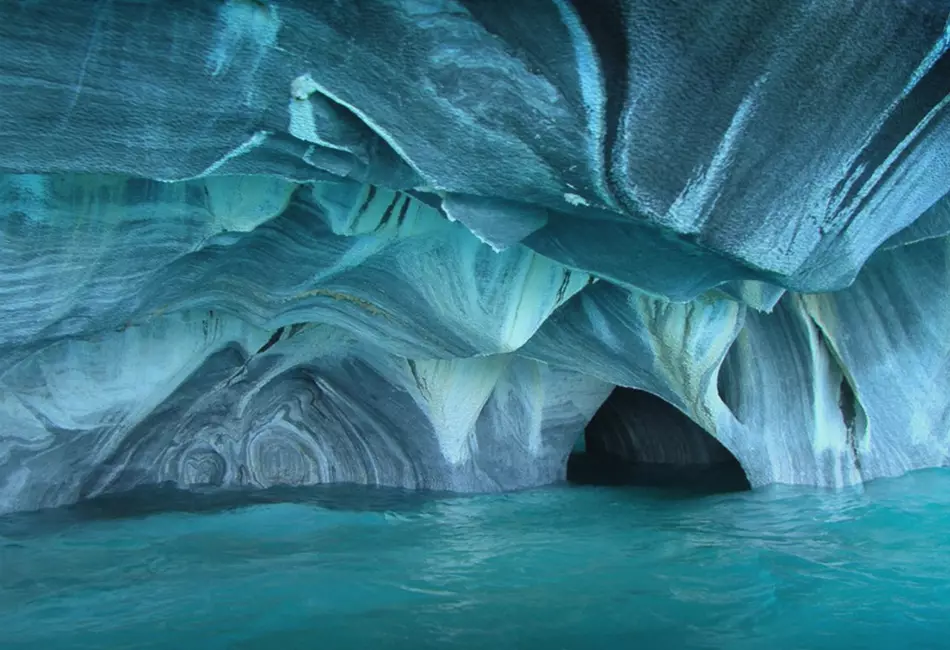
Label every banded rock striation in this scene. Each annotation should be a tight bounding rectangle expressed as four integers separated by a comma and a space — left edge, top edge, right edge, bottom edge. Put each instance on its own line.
0, 0, 948, 513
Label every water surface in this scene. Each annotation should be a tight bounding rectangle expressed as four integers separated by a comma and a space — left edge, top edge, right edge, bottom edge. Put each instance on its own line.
2, 470, 949, 649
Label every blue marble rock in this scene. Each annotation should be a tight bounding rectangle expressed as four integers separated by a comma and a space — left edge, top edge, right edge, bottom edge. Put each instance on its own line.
0, 1, 947, 512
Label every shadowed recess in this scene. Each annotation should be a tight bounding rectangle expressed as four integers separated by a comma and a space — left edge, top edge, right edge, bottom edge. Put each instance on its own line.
567, 387, 751, 493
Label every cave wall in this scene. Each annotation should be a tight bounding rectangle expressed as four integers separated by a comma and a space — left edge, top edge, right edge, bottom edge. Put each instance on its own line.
0, 1, 948, 512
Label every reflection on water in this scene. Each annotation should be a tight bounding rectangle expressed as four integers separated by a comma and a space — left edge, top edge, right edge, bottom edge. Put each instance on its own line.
2, 470, 950, 649
0, 482, 449, 538
565, 451, 751, 493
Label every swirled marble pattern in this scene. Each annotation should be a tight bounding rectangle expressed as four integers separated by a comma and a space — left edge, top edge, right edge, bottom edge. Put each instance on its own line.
520, 272, 950, 489
0, 2, 949, 511
803, 237, 950, 480
2, 1, 947, 291
0, 310, 612, 513
0, 175, 587, 358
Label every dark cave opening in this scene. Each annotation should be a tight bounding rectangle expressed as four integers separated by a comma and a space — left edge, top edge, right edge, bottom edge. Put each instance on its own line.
567, 387, 751, 493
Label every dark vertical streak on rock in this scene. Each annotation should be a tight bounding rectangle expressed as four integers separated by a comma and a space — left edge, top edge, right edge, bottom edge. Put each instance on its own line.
256, 327, 285, 354
838, 375, 862, 473
555, 269, 573, 303
407, 359, 428, 398
376, 194, 401, 231
396, 193, 411, 228
287, 322, 309, 338
356, 183, 377, 218
568, 0, 628, 209
833, 50, 950, 227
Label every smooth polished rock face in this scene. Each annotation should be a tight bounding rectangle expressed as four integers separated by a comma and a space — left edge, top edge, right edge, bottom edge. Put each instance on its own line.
0, 1, 948, 513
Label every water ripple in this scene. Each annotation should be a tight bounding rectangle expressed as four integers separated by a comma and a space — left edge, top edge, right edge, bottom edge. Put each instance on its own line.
1, 471, 949, 648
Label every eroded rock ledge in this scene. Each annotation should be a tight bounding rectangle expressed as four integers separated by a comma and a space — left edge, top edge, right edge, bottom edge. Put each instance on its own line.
0, 1, 948, 513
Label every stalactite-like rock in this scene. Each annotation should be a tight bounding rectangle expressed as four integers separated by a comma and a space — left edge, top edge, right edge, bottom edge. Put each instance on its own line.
0, 1, 948, 512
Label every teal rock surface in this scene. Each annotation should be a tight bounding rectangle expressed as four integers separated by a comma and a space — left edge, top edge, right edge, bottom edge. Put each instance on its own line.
0, 1, 948, 513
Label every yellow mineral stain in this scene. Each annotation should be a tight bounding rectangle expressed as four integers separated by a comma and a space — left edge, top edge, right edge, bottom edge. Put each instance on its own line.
289, 289, 391, 319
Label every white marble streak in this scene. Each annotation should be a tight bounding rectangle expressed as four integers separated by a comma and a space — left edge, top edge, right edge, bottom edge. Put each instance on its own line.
0, 174, 587, 359
803, 236, 950, 480
520, 282, 869, 487
2, 1, 950, 513
0, 307, 612, 514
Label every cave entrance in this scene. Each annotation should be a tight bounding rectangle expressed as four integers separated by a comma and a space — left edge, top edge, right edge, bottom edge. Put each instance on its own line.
566, 387, 750, 493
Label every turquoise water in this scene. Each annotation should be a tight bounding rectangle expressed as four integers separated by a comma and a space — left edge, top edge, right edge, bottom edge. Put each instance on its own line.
2, 470, 949, 649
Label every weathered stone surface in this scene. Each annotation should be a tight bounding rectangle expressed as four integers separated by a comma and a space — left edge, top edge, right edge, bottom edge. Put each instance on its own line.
0, 2, 948, 512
